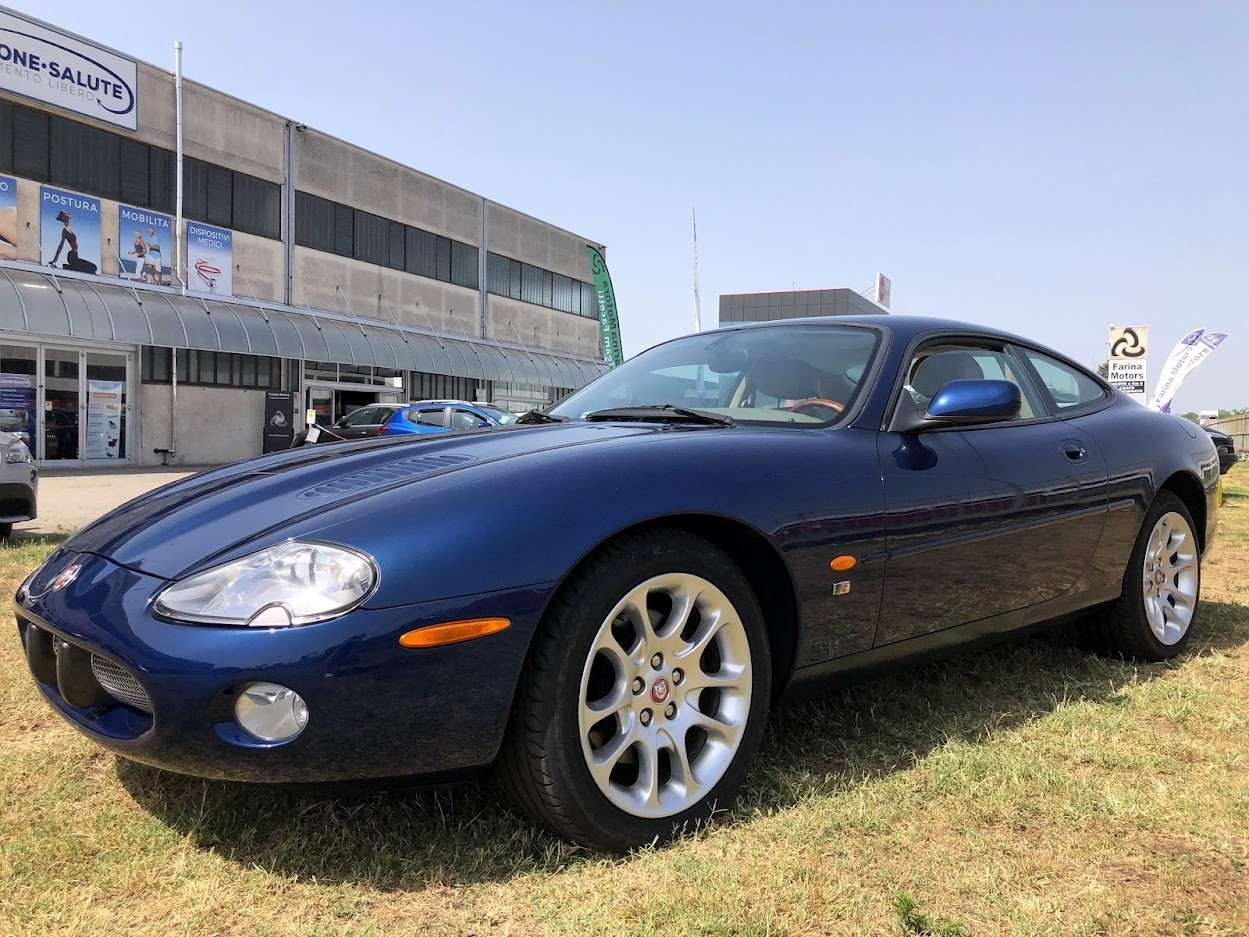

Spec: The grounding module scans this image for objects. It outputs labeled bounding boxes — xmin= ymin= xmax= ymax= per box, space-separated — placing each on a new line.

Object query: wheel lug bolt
xmin=632 ymin=677 xmax=644 ymax=695
xmin=650 ymin=653 xmax=663 ymax=669
xmin=640 ymin=709 xmax=652 ymax=726
xmin=665 ymin=703 xmax=676 ymax=719
xmin=672 ymin=668 xmax=684 ymax=685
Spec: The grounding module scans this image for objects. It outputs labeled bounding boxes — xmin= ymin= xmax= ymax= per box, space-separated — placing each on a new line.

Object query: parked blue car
xmin=305 ymin=399 xmax=517 ymax=443
xmin=16 ymin=316 xmax=1219 ymax=850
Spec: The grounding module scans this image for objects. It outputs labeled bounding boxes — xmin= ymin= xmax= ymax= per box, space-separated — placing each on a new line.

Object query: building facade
xmin=718 ymin=288 xmax=885 ymax=326
xmin=0 ymin=7 xmax=606 ymax=467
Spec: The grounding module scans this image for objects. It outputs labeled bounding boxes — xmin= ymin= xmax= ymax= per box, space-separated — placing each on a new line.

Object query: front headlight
xmin=4 ymin=442 xmax=32 ymax=464
xmin=154 ymin=541 xmax=377 ymax=627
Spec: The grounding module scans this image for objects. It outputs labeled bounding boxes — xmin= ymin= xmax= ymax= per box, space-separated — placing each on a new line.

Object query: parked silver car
xmin=0 ymin=431 xmax=36 ymax=539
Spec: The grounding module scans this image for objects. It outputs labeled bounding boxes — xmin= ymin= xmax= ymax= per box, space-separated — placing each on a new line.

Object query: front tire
xmin=499 ymin=529 xmax=771 ymax=851
xmin=1097 ymin=491 xmax=1201 ymax=661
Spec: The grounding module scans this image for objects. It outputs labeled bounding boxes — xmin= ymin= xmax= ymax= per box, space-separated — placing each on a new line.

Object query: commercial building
xmin=718 ymin=288 xmax=886 ymax=326
xmin=0 ymin=7 xmax=607 ymax=467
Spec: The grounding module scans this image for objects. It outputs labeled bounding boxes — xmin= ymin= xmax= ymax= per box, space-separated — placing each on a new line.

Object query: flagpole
xmin=692 ymin=208 xmax=702 ymax=334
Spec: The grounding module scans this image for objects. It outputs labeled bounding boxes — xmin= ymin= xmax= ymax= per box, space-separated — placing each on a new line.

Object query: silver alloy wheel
xmin=577 ymin=573 xmax=753 ymax=819
xmin=1142 ymin=510 xmax=1200 ymax=645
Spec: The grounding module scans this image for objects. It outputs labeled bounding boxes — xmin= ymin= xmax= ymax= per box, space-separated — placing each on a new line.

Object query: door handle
xmin=1061 ymin=441 xmax=1087 ymax=462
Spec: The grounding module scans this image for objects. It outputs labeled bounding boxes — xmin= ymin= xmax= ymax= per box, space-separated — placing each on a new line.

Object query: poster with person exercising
xmin=118 ymin=204 xmax=172 ymax=285
xmin=40 ymin=186 xmax=101 ymax=275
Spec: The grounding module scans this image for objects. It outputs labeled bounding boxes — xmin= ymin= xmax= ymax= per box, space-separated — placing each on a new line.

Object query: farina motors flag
xmin=1148 ymin=328 xmax=1229 ymax=413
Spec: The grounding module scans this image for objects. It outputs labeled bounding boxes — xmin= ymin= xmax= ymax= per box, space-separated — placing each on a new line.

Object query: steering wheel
xmin=783 ymin=397 xmax=845 ymax=418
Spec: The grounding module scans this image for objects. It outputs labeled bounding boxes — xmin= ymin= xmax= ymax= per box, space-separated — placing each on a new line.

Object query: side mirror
xmin=891 ymin=379 xmax=1021 ymax=433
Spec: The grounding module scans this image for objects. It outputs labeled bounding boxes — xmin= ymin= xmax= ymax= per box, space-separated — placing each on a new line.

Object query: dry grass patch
xmin=2 ymin=467 xmax=1248 ymax=935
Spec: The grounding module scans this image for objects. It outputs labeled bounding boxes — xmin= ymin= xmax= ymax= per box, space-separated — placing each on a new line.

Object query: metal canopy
xmin=0 ymin=267 xmax=606 ymax=388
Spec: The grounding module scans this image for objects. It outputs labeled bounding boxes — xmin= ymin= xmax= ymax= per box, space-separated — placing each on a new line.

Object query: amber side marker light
xmin=829 ymin=555 xmax=857 ymax=572
xmin=399 ymin=617 xmax=511 ymax=648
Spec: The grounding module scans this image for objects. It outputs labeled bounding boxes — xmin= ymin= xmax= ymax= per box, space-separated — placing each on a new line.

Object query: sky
xmin=12 ymin=0 xmax=1247 ymax=413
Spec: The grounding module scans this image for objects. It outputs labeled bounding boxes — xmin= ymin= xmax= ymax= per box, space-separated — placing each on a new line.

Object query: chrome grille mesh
xmin=89 ymin=655 xmax=153 ymax=714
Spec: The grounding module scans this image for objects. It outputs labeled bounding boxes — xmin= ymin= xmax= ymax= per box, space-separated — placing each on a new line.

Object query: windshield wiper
xmin=516 ymin=409 xmax=566 ymax=424
xmin=584 ymin=405 xmax=735 ymax=427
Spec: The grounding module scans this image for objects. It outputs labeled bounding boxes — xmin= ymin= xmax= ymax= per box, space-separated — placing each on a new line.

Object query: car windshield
xmin=550 ymin=323 xmax=881 ymax=426
xmin=479 ymin=405 xmax=518 ymax=424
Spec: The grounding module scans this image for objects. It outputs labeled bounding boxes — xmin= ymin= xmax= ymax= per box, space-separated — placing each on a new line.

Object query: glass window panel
xmin=13 ymin=106 xmax=50 ymax=182
xmin=435 ymin=236 xmax=452 ymax=282
xmin=44 ymin=348 xmax=79 ymax=460
xmin=521 ymin=264 xmax=543 ymax=305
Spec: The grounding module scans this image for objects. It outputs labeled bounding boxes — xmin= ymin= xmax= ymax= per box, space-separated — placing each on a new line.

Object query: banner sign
xmin=0 ymin=373 xmax=36 ymax=444
xmin=0 ymin=9 xmax=138 ymax=131
xmin=1148 ymin=328 xmax=1230 ymax=413
xmin=1107 ymin=325 xmax=1148 ymax=404
xmin=41 ymin=185 xmax=100 ymax=274
xmin=187 ymin=221 xmax=232 ymax=295
xmin=85 ymin=378 xmax=124 ymax=460
xmin=118 ymin=205 xmax=172 ymax=286
xmin=262 ymin=391 xmax=295 ymax=453
xmin=0 ymin=175 xmax=15 ymax=261
xmin=586 ymin=245 xmax=623 ymax=369
xmin=874 ymin=272 xmax=891 ymax=309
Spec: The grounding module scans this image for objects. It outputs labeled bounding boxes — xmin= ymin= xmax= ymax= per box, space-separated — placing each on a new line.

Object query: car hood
xmin=66 ymin=422 xmax=661 ymax=579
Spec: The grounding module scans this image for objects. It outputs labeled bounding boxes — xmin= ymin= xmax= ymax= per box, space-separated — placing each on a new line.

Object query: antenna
xmin=692 ymin=208 xmax=702 ymax=334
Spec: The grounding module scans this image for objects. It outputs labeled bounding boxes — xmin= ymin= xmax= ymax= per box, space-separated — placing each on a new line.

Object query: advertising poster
xmin=118 ymin=204 xmax=172 ymax=285
xmin=186 ymin=221 xmax=232 ymax=295
xmin=0 ymin=175 xmax=16 ymax=260
xmin=85 ymin=378 xmax=123 ymax=460
xmin=41 ymin=185 xmax=100 ymax=274
xmin=0 ymin=373 xmax=36 ymax=445
xmin=262 ymin=391 xmax=295 ymax=453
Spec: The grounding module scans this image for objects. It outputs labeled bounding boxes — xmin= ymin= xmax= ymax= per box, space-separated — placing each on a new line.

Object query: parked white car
xmin=0 ymin=431 xmax=36 ymax=539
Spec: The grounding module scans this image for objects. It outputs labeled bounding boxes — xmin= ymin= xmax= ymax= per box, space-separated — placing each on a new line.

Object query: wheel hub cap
xmin=649 ymin=677 xmax=670 ymax=704
xmin=577 ymin=572 xmax=753 ymax=819
xmin=1141 ymin=510 xmax=1199 ymax=645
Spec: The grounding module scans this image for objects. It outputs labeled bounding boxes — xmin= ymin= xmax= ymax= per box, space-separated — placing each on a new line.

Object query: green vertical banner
xmin=587 ymin=245 xmax=624 ymax=368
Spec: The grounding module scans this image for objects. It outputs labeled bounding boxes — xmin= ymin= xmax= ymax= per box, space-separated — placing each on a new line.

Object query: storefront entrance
xmin=304 ymin=382 xmax=402 ymax=427
xmin=0 ymin=342 xmax=134 ymax=465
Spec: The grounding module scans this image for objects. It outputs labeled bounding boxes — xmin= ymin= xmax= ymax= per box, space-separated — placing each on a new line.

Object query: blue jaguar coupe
xmin=16 ymin=316 xmax=1219 ymax=850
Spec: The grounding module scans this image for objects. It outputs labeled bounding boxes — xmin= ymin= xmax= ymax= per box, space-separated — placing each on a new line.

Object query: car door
xmin=334 ymin=406 xmax=382 ymax=440
xmin=404 ymin=406 xmax=450 ymax=434
xmin=449 ymin=407 xmax=490 ymax=432
xmin=875 ymin=339 xmax=1108 ymax=646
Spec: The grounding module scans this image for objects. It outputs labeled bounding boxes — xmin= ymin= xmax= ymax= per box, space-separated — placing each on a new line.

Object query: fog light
xmin=234 ymin=682 xmax=308 ymax=742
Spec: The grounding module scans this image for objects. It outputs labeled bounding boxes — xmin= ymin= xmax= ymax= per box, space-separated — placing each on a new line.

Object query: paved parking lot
xmin=16 ymin=467 xmax=205 ymax=538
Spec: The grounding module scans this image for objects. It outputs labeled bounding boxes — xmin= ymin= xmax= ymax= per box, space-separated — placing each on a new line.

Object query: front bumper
xmin=0 ymin=475 xmax=37 ymax=522
xmin=16 ymin=549 xmax=550 ymax=782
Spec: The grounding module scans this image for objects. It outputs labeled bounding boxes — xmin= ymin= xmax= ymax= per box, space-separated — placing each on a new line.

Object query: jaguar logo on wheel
xmin=649 ymin=677 xmax=670 ymax=704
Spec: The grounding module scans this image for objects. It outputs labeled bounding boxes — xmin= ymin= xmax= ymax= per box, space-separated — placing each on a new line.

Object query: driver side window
xmin=905 ymin=345 xmax=1039 ymax=420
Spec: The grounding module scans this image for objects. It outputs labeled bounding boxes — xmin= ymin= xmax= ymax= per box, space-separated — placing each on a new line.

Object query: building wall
xmin=292 ymin=246 xmax=481 ymax=337
xmin=719 ymin=289 xmax=885 ymax=325
xmin=487 ymin=295 xmax=600 ymax=358
xmin=138 ymin=382 xmax=267 ymax=466
xmin=486 ymin=202 xmax=598 ymax=284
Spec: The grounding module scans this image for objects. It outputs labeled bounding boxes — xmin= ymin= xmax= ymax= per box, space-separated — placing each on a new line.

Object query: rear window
xmin=1019 ymin=349 xmax=1106 ymax=411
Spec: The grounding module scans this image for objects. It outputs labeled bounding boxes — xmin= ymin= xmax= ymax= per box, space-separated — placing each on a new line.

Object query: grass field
xmin=2 ymin=466 xmax=1248 ymax=936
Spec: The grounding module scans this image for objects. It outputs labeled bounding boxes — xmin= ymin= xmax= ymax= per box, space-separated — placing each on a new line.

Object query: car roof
xmin=701 ymin=313 xmax=1039 ymax=347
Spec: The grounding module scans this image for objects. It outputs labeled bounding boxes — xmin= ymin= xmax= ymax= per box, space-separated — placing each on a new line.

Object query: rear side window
xmin=1019 ymin=349 xmax=1106 ymax=411
xmin=407 ymin=408 xmax=445 ymax=427
xmin=450 ymin=409 xmax=489 ymax=430
xmin=343 ymin=407 xmax=380 ymax=426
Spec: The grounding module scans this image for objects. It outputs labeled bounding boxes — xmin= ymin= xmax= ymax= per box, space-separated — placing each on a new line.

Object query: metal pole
xmin=174 ymin=40 xmax=185 ymax=296
xmin=283 ymin=121 xmax=295 ymax=305
xmin=171 ymin=40 xmax=183 ymax=459
xmin=692 ymin=208 xmax=702 ymax=334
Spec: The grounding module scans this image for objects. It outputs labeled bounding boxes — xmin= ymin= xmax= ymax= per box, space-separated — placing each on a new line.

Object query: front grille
xmin=90 ymin=655 xmax=154 ymax=714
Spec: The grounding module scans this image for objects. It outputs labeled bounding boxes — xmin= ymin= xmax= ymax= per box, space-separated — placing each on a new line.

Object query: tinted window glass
xmin=408 ymin=408 xmax=446 ymax=427
xmin=450 ymin=409 xmax=487 ymax=429
xmin=295 ymin=191 xmax=335 ymax=252
xmin=13 ymin=106 xmax=49 ymax=181
xmin=233 ymin=173 xmax=280 ymax=239
xmin=435 ymin=236 xmax=452 ymax=281
xmin=353 ymin=211 xmax=388 ymax=265
xmin=118 ymin=138 xmax=149 ymax=206
xmin=333 ymin=203 xmax=354 ymax=256
xmin=1021 ymin=349 xmax=1106 ymax=410
xmin=451 ymin=241 xmax=478 ymax=288
xmin=408 ymin=228 xmax=437 ymax=278
xmin=343 ymin=406 xmax=381 ymax=426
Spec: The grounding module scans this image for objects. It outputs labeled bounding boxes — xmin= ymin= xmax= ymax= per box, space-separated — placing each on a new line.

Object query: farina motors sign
xmin=0 ymin=9 xmax=137 ymax=131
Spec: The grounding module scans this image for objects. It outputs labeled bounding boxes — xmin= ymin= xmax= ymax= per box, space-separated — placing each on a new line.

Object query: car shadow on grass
xmin=115 ymin=599 xmax=1249 ymax=889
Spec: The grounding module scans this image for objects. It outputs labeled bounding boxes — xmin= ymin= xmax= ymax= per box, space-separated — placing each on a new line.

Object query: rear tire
xmin=498 ymin=529 xmax=771 ymax=851
xmin=1094 ymin=491 xmax=1201 ymax=661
